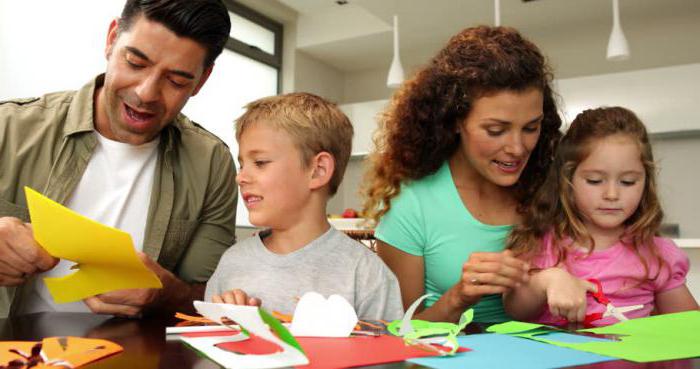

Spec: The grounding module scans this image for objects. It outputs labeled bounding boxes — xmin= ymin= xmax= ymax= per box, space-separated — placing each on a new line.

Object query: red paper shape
xmin=184 ymin=330 xmax=284 ymax=356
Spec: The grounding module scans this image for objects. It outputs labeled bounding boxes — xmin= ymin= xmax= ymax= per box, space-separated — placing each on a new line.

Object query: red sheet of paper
xmin=295 ymin=335 xmax=469 ymax=369
xmin=182 ymin=330 xmax=470 ymax=369
xmin=195 ymin=334 xmax=467 ymax=369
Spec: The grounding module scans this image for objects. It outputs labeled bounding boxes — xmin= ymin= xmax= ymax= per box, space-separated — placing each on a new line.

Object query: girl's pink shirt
xmin=531 ymin=232 xmax=689 ymax=326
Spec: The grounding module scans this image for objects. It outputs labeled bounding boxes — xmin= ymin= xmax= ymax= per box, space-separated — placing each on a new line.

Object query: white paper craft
xmin=179 ymin=301 xmax=309 ymax=369
xmin=290 ymin=292 xmax=359 ymax=337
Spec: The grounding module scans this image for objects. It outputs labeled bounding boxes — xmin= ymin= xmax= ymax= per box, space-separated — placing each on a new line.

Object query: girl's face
xmin=572 ymin=134 xmax=646 ymax=237
xmin=457 ymin=87 xmax=544 ymax=187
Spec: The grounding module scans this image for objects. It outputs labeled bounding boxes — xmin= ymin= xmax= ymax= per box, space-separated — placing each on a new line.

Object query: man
xmin=0 ymin=0 xmax=237 ymax=318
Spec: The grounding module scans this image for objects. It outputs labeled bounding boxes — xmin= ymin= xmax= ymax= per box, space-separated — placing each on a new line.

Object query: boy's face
xmin=236 ymin=123 xmax=316 ymax=228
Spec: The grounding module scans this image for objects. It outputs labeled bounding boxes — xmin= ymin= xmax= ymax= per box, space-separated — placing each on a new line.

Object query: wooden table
xmin=1 ymin=313 xmax=697 ymax=369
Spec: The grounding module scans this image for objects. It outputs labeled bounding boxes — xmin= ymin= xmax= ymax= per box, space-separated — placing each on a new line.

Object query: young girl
xmin=504 ymin=106 xmax=698 ymax=327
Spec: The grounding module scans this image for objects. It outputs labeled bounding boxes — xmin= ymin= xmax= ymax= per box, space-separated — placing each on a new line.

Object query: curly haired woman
xmin=362 ymin=26 xmax=563 ymax=323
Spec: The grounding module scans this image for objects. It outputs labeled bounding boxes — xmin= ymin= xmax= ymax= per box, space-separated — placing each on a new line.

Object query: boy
xmin=204 ymin=93 xmax=403 ymax=321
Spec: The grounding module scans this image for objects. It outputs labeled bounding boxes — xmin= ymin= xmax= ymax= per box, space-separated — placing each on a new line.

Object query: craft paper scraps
xmin=0 ymin=336 xmax=122 ymax=368
xmin=408 ymin=333 xmax=614 ymax=369
xmin=290 ymin=292 xmax=358 ymax=337
xmin=487 ymin=311 xmax=700 ymax=363
xmin=182 ymin=301 xmax=308 ymax=369
xmin=24 ymin=187 xmax=162 ymax=303
xmin=388 ymin=293 xmax=473 ymax=355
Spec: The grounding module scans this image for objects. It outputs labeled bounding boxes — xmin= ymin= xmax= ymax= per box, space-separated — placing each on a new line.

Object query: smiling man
xmin=0 ymin=0 xmax=237 ymax=318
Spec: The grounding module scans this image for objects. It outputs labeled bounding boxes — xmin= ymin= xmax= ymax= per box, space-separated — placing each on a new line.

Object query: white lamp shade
xmin=607 ymin=0 xmax=630 ymax=61
xmin=607 ymin=23 xmax=630 ymax=61
xmin=386 ymin=15 xmax=405 ymax=88
xmin=387 ymin=57 xmax=404 ymax=88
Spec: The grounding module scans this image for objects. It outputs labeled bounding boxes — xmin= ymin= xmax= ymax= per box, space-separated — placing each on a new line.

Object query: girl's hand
xmin=212 ymin=289 xmax=262 ymax=306
xmin=453 ymin=250 xmax=530 ymax=307
xmin=537 ymin=268 xmax=597 ymax=323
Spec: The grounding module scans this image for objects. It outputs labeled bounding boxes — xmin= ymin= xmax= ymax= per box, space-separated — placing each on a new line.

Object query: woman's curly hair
xmin=362 ymin=25 xmax=562 ymax=222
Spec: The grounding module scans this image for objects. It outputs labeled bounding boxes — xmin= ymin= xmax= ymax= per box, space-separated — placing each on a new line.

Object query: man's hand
xmin=0 ymin=217 xmax=58 ymax=286
xmin=84 ymin=252 xmax=200 ymax=317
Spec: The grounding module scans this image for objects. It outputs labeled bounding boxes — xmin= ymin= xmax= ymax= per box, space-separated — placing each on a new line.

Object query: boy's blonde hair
xmin=235 ymin=92 xmax=353 ymax=196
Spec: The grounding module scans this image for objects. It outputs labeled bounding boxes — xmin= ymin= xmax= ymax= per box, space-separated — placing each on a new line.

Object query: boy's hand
xmin=212 ymin=289 xmax=261 ymax=306
xmin=536 ymin=268 xmax=597 ymax=323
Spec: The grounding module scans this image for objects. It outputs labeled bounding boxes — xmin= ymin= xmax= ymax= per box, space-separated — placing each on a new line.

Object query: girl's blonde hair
xmin=508 ymin=106 xmax=665 ymax=280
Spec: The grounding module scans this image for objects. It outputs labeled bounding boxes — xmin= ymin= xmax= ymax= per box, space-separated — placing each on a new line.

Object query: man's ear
xmin=309 ymin=152 xmax=335 ymax=191
xmin=105 ymin=18 xmax=120 ymax=60
xmin=192 ymin=65 xmax=213 ymax=96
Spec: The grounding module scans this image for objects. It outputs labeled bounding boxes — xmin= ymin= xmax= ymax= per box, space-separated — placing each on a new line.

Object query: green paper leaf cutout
xmin=258 ymin=307 xmax=305 ymax=355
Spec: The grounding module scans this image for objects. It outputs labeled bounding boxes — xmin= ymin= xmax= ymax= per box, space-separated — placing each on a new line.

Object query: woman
xmin=362 ymin=26 xmax=562 ymax=323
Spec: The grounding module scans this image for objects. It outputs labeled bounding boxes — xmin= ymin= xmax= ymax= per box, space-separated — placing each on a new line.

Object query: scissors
xmin=583 ymin=278 xmax=644 ymax=326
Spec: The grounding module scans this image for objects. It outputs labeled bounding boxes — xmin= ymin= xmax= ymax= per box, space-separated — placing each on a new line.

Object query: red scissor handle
xmin=552 ymin=278 xmax=609 ymax=327
xmin=583 ymin=278 xmax=611 ymax=325
xmin=586 ymin=278 xmax=609 ymax=305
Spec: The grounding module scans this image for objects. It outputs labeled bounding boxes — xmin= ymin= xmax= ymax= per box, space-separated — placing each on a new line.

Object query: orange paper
xmin=0 ymin=336 xmax=122 ymax=368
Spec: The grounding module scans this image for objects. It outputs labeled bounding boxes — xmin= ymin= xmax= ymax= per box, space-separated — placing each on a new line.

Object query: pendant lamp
xmin=386 ymin=15 xmax=404 ymax=88
xmin=494 ymin=0 xmax=500 ymax=26
xmin=607 ymin=0 xmax=630 ymax=61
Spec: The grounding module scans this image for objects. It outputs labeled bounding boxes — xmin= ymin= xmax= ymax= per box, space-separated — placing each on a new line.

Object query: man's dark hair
xmin=119 ymin=0 xmax=231 ymax=67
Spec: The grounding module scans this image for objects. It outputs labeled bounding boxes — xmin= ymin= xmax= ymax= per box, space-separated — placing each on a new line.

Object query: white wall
xmin=0 ymin=1 xmax=124 ymax=99
xmin=653 ymin=134 xmax=700 ymax=238
xmin=556 ymin=63 xmax=700 ymax=134
xmin=294 ymin=51 xmax=344 ymax=103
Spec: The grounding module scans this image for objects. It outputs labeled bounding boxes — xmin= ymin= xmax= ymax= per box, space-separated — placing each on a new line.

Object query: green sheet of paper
xmin=488 ymin=311 xmax=700 ymax=362
xmin=25 ymin=187 xmax=162 ymax=303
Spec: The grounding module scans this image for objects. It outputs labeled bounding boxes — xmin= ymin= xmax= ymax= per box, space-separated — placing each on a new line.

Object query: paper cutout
xmin=398 ymin=293 xmax=431 ymax=335
xmin=388 ymin=293 xmax=473 ymax=355
xmin=24 ymin=187 xmax=162 ymax=303
xmin=181 ymin=301 xmax=308 ymax=369
xmin=488 ymin=311 xmax=700 ymax=363
xmin=0 ymin=336 xmax=122 ymax=368
xmin=486 ymin=321 xmax=625 ymax=341
xmin=408 ymin=333 xmax=614 ymax=369
xmin=290 ymin=292 xmax=358 ymax=337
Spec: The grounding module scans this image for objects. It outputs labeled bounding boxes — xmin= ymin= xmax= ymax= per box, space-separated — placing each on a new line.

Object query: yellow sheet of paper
xmin=24 ymin=187 xmax=163 ymax=303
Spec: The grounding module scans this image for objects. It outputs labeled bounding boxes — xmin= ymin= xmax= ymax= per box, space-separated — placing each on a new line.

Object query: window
xmin=182 ymin=2 xmax=283 ymax=227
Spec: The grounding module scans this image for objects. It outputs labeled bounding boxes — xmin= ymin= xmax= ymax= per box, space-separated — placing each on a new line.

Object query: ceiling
xmin=274 ymin=0 xmax=700 ymax=78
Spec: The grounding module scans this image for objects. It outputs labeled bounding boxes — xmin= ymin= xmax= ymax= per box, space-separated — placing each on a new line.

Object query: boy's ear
xmin=308 ymin=152 xmax=335 ymax=191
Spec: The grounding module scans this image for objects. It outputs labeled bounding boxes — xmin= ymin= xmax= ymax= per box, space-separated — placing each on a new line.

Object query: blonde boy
xmin=205 ymin=93 xmax=403 ymax=320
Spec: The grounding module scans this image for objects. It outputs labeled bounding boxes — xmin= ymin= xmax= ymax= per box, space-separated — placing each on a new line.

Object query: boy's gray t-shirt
xmin=205 ymin=227 xmax=404 ymax=321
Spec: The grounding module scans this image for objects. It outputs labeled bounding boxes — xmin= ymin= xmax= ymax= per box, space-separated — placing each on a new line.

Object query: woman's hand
xmin=536 ymin=268 xmax=596 ymax=323
xmin=452 ymin=249 xmax=530 ymax=307
xmin=212 ymin=289 xmax=261 ymax=306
